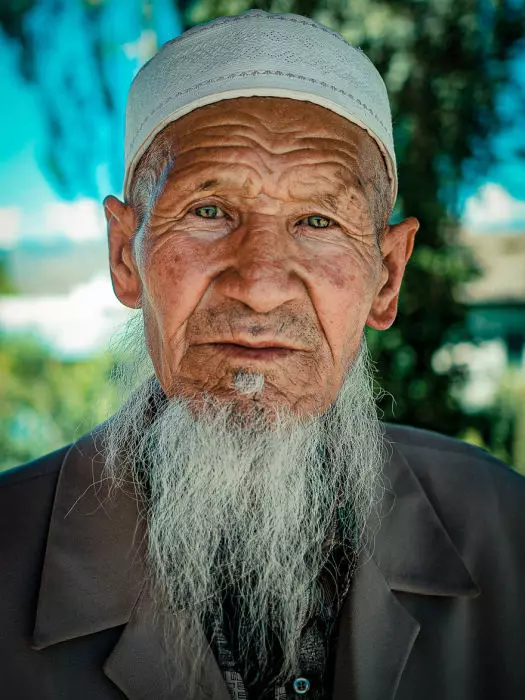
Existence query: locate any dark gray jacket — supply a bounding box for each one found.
[1,424,525,699]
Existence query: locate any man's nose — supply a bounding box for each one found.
[214,219,301,314]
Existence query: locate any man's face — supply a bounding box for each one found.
[106,97,417,416]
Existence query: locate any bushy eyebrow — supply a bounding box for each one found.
[308,193,339,214]
[197,179,220,191]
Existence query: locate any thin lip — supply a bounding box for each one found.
[196,340,301,350]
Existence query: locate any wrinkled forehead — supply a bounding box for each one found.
[172,96,369,136]
[167,97,375,152]
[130,96,386,196]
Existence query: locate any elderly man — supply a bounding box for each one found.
[1,9,525,700]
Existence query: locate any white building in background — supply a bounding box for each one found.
[461,230,525,363]
[0,273,130,357]
[0,204,131,358]
[446,229,525,411]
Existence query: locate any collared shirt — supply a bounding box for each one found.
[203,513,357,700]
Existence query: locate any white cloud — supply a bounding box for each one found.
[43,197,106,242]
[0,273,130,357]
[463,183,525,230]
[0,207,21,249]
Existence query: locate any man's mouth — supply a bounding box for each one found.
[206,342,295,361]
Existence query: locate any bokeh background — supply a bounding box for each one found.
[0,0,524,473]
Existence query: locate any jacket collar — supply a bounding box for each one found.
[32,426,147,649]
[367,436,479,598]
[32,424,479,699]
[331,434,480,699]
[32,425,231,700]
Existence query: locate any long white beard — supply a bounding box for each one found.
[103,322,385,695]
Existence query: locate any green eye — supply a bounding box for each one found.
[302,215,332,228]
[194,205,225,219]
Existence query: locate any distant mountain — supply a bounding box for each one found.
[6,239,109,294]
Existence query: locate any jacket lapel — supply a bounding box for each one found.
[32,426,230,700]
[332,554,419,700]
[103,584,230,700]
[32,427,147,649]
[332,434,480,700]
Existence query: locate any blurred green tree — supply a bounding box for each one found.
[459,368,525,474]
[0,257,15,294]
[0,332,118,471]
[1,0,524,442]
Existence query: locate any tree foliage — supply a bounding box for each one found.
[0,332,118,471]
[1,0,524,441]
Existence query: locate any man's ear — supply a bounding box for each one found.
[366,216,419,330]
[104,195,142,309]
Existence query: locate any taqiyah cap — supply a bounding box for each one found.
[124,9,397,204]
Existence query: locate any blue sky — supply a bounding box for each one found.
[0,4,524,253]
[0,36,56,215]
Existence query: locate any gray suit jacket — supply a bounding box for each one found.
[1,424,525,700]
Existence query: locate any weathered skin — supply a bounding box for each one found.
[104,97,418,416]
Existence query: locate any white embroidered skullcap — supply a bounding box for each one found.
[124,9,397,205]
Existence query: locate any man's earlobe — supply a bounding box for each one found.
[366,216,419,331]
[104,195,143,309]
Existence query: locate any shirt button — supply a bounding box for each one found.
[293,677,311,694]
